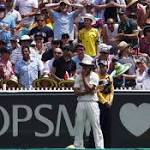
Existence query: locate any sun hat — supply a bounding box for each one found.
[111,63,132,77]
[80,57,94,67]
[98,43,112,54]
[127,0,138,7]
[82,13,96,25]
[2,75,21,88]
[32,74,58,88]
[58,79,74,88]
[118,41,130,54]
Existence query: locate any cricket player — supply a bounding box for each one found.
[73,57,104,149]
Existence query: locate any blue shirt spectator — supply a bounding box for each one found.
[16,46,43,88]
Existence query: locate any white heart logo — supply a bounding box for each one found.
[120,103,150,137]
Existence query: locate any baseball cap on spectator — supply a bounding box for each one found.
[99,44,112,54]
[10,36,19,43]
[118,41,130,51]
[20,35,31,41]
[143,25,150,35]
[136,57,147,64]
[0,3,6,10]
[82,13,96,25]
[75,43,85,50]
[34,32,46,39]
[98,60,108,66]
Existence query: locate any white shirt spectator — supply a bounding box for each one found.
[14,0,38,25]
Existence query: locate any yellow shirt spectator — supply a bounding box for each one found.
[79,28,99,57]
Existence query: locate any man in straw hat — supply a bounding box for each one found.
[45,0,83,40]
[79,13,99,57]
[71,57,104,149]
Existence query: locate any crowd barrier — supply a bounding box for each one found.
[0,89,149,148]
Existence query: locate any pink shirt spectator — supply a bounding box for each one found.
[0,60,14,80]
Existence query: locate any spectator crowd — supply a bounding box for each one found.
[0,0,150,90]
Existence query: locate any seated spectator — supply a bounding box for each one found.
[0,47,14,80]
[52,45,76,80]
[16,46,43,89]
[102,18,119,46]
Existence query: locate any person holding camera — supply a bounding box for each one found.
[88,60,114,148]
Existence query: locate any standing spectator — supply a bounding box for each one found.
[126,0,147,28]
[102,18,119,46]
[29,15,54,43]
[16,46,43,89]
[139,25,150,56]
[73,57,104,149]
[0,3,16,44]
[46,0,83,40]
[14,0,38,27]
[79,13,99,57]
[6,0,22,24]
[0,47,14,80]
[117,10,139,48]
[93,0,126,22]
